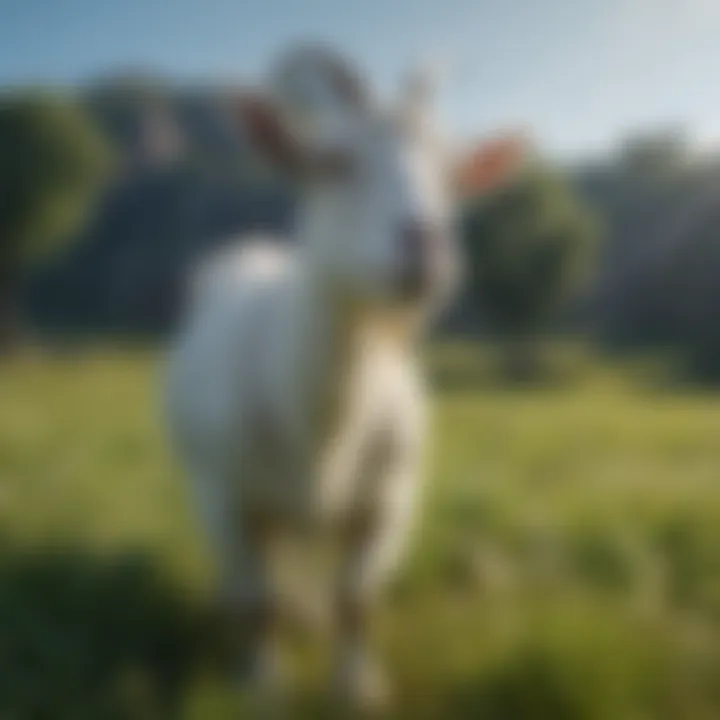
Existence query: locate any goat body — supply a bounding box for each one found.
[167,238,424,542]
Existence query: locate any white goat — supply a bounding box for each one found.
[165,45,460,711]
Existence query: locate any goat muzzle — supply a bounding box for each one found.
[397,221,444,300]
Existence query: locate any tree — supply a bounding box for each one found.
[0,93,112,348]
[461,163,598,379]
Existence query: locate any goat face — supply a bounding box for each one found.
[238,45,462,313]
[302,110,460,312]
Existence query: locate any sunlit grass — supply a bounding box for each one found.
[2,345,720,718]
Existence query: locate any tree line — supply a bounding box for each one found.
[3,82,720,379]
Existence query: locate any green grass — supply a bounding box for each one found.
[3,345,720,718]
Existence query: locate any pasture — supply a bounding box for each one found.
[2,345,720,718]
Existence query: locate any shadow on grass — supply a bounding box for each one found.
[0,545,214,719]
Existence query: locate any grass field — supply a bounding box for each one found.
[2,345,720,718]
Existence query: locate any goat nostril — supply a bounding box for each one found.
[398,222,435,297]
[401,227,417,256]
[401,222,430,256]
[402,221,442,262]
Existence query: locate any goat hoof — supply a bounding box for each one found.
[332,656,391,716]
[234,647,288,719]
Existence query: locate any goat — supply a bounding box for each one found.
[165,45,461,712]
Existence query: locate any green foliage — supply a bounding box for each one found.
[0,93,113,271]
[461,164,598,336]
[0,93,112,345]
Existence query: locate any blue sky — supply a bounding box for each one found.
[1,0,719,158]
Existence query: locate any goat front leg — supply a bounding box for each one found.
[332,464,418,713]
[187,467,282,714]
[228,509,288,718]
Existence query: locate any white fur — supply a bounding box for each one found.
[164,46,458,708]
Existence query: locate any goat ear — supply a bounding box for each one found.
[397,65,439,125]
[453,135,526,198]
[232,93,307,175]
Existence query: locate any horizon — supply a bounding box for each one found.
[2,0,719,161]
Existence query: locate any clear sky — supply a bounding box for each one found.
[1,0,719,158]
